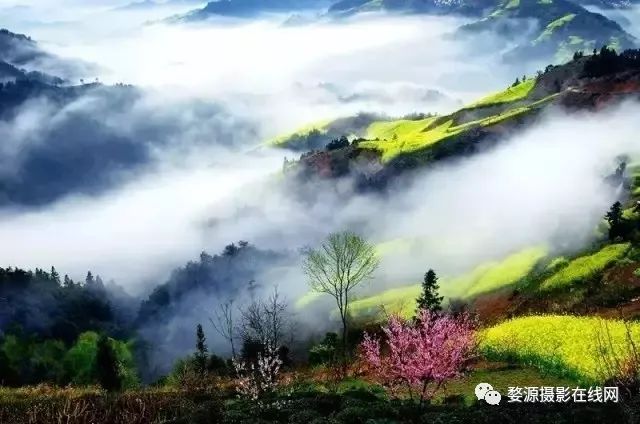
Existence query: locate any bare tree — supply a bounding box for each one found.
[302,231,379,370]
[263,287,289,348]
[240,286,291,349]
[210,300,237,358]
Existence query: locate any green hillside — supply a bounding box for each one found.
[327,0,492,17]
[348,246,547,319]
[539,243,631,291]
[462,0,635,63]
[273,76,558,163]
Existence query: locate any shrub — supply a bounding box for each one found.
[232,342,282,402]
[309,333,339,366]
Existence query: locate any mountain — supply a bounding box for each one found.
[177,0,331,20]
[0,28,91,83]
[327,0,496,17]
[570,0,637,8]
[0,29,43,67]
[115,0,203,11]
[459,0,636,63]
[325,0,635,65]
[274,48,640,187]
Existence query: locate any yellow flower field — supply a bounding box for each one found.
[480,315,640,384]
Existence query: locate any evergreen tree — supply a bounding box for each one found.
[606,201,624,240]
[85,271,95,286]
[95,275,104,289]
[194,324,208,375]
[415,269,443,315]
[95,335,122,392]
[50,266,60,285]
[63,274,74,288]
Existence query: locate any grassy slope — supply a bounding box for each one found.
[359,92,558,163]
[268,119,332,146]
[270,76,555,162]
[481,315,640,383]
[465,78,536,108]
[534,13,576,43]
[539,243,631,291]
[348,246,547,319]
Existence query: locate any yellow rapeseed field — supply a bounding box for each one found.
[480,315,640,384]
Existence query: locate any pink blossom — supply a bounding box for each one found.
[360,310,475,402]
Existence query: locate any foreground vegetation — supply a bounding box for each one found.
[1,380,634,424]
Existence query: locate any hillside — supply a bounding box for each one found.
[275,48,640,187]
[7,8,640,421]
[277,50,640,323]
[571,0,638,8]
[460,0,636,63]
[0,28,90,83]
[176,0,331,20]
[327,0,496,17]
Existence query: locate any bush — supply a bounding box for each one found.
[289,409,322,424]
[309,333,339,366]
[335,406,373,424]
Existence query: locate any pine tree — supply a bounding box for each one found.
[50,266,60,285]
[195,324,209,375]
[95,335,122,392]
[606,201,624,240]
[416,269,443,315]
[85,271,94,286]
[63,274,74,288]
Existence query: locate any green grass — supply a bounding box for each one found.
[463,247,547,298]
[438,365,575,404]
[480,315,640,384]
[539,243,630,291]
[535,13,577,43]
[350,285,422,319]
[359,105,536,162]
[268,119,332,146]
[348,246,547,319]
[465,78,536,109]
[272,81,557,163]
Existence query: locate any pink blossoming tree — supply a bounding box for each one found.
[360,309,475,404]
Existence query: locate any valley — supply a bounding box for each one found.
[2,1,640,423]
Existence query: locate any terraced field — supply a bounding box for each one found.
[347,246,547,319]
[539,243,630,291]
[481,315,640,383]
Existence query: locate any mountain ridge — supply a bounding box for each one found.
[274,48,640,188]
